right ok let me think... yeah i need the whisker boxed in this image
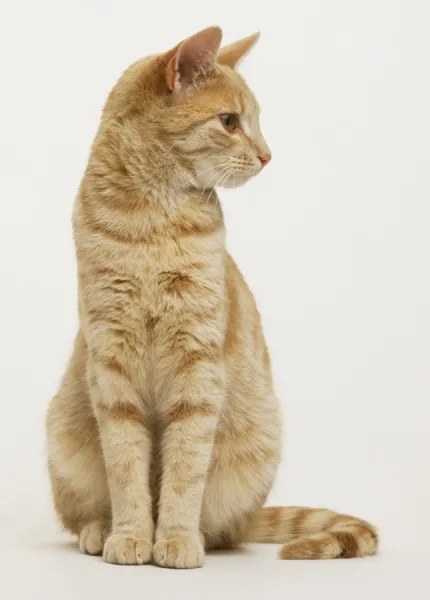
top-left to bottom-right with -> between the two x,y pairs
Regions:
194,160 -> 231,181
182,159 -> 232,189
199,164 -> 232,202
207,168 -> 234,203
164,140 -> 181,159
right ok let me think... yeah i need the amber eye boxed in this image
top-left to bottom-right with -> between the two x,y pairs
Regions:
219,113 -> 240,132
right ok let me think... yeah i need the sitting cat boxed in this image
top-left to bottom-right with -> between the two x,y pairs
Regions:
46,26 -> 378,568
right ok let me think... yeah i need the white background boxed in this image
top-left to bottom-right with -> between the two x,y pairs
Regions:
0,0 -> 429,598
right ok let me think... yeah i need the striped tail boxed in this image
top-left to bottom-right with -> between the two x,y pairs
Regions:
248,506 -> 378,559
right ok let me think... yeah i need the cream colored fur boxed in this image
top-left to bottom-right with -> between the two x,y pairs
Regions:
46,26 -> 377,568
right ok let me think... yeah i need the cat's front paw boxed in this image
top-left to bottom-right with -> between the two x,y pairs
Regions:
103,533 -> 152,565
153,534 -> 204,569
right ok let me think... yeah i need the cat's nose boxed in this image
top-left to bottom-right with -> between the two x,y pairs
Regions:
258,153 -> 271,167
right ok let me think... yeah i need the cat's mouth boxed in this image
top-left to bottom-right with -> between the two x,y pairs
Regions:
193,157 -> 264,191
217,163 -> 263,189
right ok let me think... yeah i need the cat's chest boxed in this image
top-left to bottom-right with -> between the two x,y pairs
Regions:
81,238 -> 226,399
109,227 -> 223,289
86,240 -> 224,328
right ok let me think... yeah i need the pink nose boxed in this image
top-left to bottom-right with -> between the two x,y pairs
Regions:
258,153 -> 271,167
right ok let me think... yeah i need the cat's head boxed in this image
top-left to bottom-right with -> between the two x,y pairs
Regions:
103,26 -> 271,193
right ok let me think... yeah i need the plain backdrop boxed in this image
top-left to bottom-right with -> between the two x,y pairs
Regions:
0,0 -> 429,598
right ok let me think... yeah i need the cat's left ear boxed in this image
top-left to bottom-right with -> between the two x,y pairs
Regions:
166,26 -> 223,91
217,32 -> 260,69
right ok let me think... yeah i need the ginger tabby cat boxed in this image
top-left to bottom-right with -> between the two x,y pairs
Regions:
46,26 -> 378,568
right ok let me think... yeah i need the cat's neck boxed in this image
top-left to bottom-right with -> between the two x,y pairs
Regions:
85,121 -> 214,211
78,147 -> 224,244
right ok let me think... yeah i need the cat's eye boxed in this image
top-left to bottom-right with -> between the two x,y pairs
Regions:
219,113 -> 240,133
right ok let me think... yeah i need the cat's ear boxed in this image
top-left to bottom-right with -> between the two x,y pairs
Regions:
166,26 -> 223,91
217,32 -> 260,69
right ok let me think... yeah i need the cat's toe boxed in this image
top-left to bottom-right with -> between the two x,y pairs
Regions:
153,534 -> 204,569
79,521 -> 105,556
103,534 -> 152,565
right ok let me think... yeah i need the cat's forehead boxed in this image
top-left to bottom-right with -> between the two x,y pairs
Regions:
210,65 -> 260,115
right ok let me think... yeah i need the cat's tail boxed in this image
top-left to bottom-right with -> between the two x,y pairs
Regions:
248,506 -> 378,559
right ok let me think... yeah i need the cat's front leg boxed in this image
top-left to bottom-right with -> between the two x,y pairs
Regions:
89,360 -> 154,565
154,355 -> 224,569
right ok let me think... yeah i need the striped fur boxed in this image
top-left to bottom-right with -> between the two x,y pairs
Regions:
250,507 -> 378,559
45,27 -> 377,569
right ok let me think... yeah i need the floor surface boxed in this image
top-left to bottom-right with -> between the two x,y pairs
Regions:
2,522 -> 429,600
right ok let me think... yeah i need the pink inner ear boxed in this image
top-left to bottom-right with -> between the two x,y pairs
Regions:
168,26 -> 222,90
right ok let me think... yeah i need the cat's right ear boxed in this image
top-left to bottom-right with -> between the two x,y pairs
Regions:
166,26 -> 223,91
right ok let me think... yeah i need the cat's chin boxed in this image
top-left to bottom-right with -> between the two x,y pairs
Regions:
218,173 -> 255,189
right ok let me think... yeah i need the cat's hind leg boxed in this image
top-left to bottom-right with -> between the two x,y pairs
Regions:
78,520 -> 107,556
46,334 -> 111,555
